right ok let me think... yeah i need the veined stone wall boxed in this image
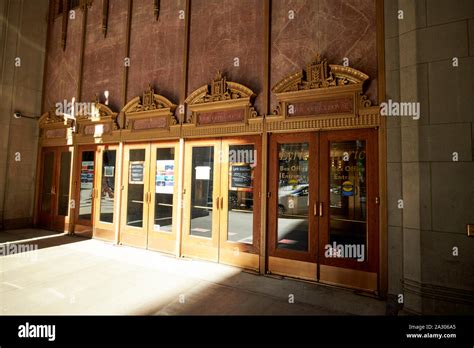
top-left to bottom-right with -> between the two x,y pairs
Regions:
0,0 -> 49,229
385,0 -> 474,314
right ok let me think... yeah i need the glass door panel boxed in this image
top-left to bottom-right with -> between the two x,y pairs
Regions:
182,141 -> 221,262
189,146 -> 215,238
218,136 -> 261,271
276,142 -> 310,252
152,147 -> 175,233
226,144 -> 255,244
57,151 -> 72,217
78,150 -> 95,224
147,143 -> 180,255
40,151 -> 55,214
120,144 -> 151,249
319,129 -> 379,275
329,140 -> 367,253
126,149 -> 146,228
268,132 -> 318,269
99,149 -> 116,224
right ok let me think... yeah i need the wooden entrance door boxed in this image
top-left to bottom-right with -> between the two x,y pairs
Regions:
37,147 -> 72,232
182,136 -> 261,270
318,129 -> 379,291
267,133 -> 319,280
267,129 -> 379,292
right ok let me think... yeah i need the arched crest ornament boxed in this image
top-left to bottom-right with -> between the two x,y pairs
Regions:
268,54 -> 380,132
38,106 -> 75,146
183,72 -> 262,137
74,95 -> 120,144
121,84 -> 179,140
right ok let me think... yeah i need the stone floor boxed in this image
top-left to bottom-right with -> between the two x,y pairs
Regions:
0,229 -> 387,315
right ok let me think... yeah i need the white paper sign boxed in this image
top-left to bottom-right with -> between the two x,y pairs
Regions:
195,166 -> 211,180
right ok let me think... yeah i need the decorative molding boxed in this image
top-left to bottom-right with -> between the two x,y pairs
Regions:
270,54 -> 375,120
184,71 -> 258,126
266,108 -> 381,133
72,99 -> 120,142
272,54 -> 369,94
154,0 -> 160,21
102,0 -> 109,37
121,85 -> 178,135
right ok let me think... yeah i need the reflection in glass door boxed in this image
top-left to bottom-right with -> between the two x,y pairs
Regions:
38,150 -> 55,228
76,148 -> 96,227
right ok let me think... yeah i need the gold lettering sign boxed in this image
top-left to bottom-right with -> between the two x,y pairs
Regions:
197,109 -> 245,125
288,97 -> 354,117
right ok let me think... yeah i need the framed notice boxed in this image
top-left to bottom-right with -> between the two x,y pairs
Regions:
155,160 -> 174,194
230,164 -> 252,190
129,161 -> 144,184
104,166 -> 114,177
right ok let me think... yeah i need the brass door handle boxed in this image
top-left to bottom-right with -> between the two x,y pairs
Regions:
314,202 -> 317,216
319,202 -> 323,217
216,197 -> 219,210
220,197 -> 224,210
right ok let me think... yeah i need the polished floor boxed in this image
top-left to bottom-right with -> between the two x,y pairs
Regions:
0,229 -> 387,315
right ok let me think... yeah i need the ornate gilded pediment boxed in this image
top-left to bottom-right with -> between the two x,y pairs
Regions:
272,54 -> 370,94
39,107 -> 70,127
122,84 -> 178,131
184,72 -> 258,125
185,71 -> 256,106
271,54 -> 374,119
74,95 -> 119,131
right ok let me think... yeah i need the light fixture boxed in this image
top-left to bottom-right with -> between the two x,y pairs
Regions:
12,111 -> 39,120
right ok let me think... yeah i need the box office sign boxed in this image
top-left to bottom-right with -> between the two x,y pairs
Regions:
287,97 -> 354,117
230,164 -> 252,190
197,109 -> 245,126
129,161 -> 144,184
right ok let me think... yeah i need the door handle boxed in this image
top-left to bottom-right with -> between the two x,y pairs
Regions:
51,186 -> 56,195
319,202 -> 323,217
314,202 -> 318,216
216,197 -> 220,210
220,197 -> 224,210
